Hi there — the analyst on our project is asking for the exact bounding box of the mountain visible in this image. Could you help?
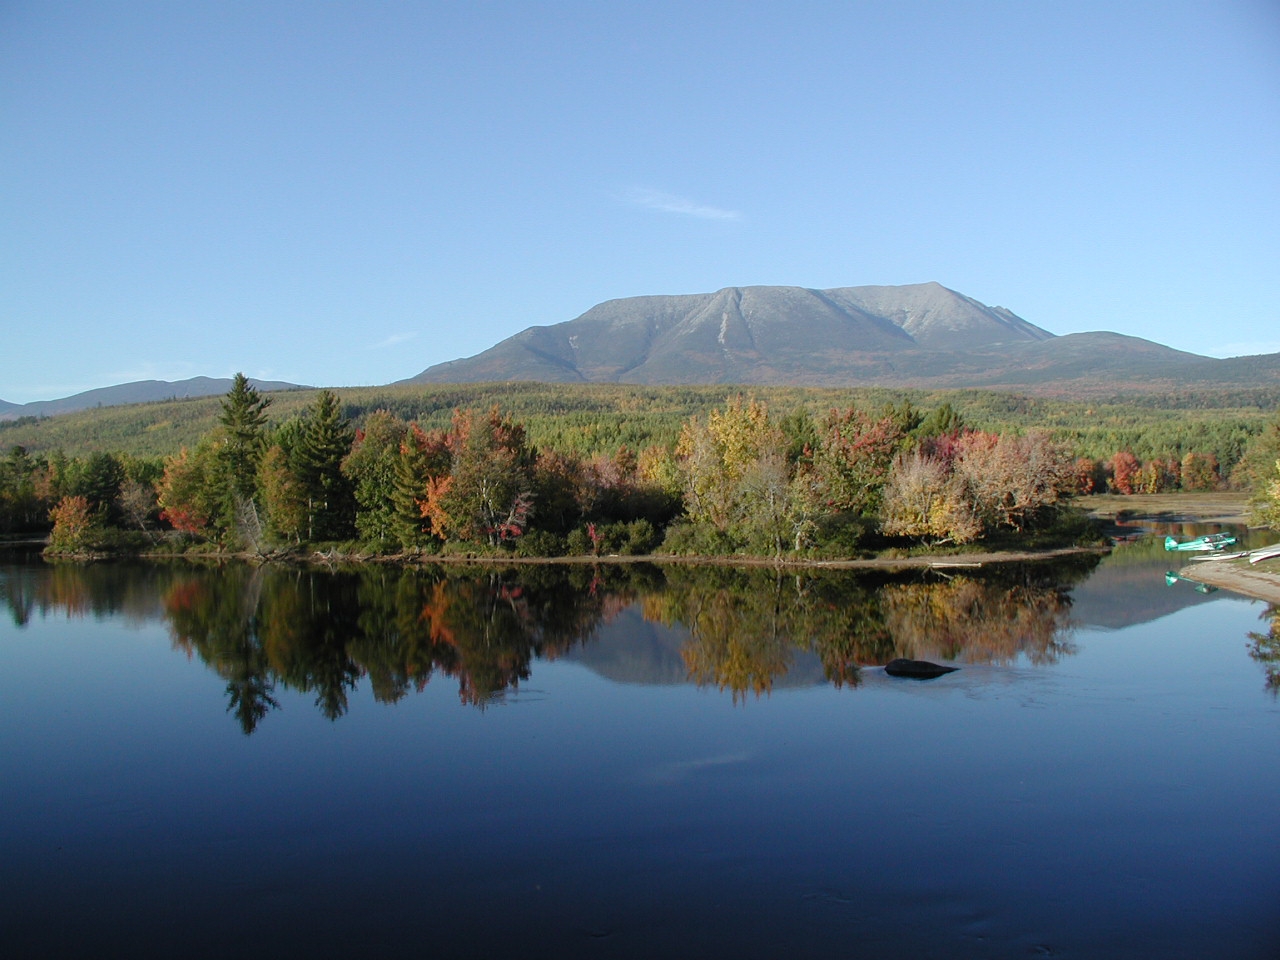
[405,282,1280,394]
[0,377,307,421]
[409,282,1052,385]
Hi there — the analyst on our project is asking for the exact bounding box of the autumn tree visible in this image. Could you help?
[424,407,534,546]
[1181,452,1220,492]
[812,407,907,518]
[48,495,98,552]
[1134,457,1179,494]
[880,451,981,544]
[952,431,1074,533]
[156,442,220,537]
[1109,451,1140,495]
[673,397,822,555]
[1072,457,1104,495]
[1250,460,1280,530]
[677,396,779,530]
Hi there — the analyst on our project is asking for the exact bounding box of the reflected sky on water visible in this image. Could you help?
[1,541,1278,959]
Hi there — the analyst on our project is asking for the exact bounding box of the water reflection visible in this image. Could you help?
[1,558,1100,731]
[1248,605,1280,694]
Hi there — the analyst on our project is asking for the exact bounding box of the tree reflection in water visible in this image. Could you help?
[1247,604,1280,694]
[2,556,1099,731]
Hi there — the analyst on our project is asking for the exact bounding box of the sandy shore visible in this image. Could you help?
[1079,491,1252,524]
[1182,558,1280,604]
[1076,491,1280,604]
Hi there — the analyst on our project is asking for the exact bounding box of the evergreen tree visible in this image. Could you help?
[217,373,271,503]
[69,452,127,524]
[0,446,48,533]
[390,424,451,547]
[296,390,356,541]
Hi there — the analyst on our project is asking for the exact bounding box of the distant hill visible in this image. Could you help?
[0,377,307,421]
[405,282,1280,395]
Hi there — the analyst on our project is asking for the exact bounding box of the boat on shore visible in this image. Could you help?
[1249,543,1280,564]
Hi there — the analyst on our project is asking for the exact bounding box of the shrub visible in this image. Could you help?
[515,529,565,557]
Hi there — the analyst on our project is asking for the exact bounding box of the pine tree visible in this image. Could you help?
[217,373,271,503]
[296,390,356,542]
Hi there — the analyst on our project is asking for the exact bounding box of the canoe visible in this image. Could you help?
[1249,543,1280,564]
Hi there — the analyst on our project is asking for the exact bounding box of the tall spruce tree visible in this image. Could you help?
[217,373,271,500]
[297,390,356,542]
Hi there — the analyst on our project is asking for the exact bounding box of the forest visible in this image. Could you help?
[3,375,1280,558]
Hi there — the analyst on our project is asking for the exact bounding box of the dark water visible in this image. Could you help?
[1,539,1278,959]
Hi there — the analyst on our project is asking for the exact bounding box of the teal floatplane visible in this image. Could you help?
[1164,533,1237,552]
[1165,570,1218,593]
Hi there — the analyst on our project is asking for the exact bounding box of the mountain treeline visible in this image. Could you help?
[9,375,1279,556]
[1,380,1274,471]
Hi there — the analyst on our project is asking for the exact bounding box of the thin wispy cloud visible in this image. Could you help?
[621,187,741,221]
[369,332,419,350]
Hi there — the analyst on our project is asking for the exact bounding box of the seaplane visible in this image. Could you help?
[1164,570,1218,593]
[1164,533,1237,552]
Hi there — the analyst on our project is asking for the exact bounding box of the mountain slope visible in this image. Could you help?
[407,282,1058,386]
[406,282,1280,394]
[0,377,307,421]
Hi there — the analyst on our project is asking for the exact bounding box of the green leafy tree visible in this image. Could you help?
[257,443,308,543]
[341,410,409,545]
[915,401,965,440]
[0,446,50,533]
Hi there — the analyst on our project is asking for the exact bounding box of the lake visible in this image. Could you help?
[1,535,1278,959]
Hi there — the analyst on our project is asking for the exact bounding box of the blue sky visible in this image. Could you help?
[2,0,1278,404]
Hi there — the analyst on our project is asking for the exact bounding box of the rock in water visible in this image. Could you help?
[884,658,959,679]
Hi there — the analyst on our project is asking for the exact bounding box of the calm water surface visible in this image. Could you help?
[1,537,1278,959]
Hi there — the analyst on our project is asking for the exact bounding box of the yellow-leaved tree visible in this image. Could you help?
[1251,460,1280,530]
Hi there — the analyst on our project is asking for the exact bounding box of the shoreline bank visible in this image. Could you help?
[1182,560,1280,604]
